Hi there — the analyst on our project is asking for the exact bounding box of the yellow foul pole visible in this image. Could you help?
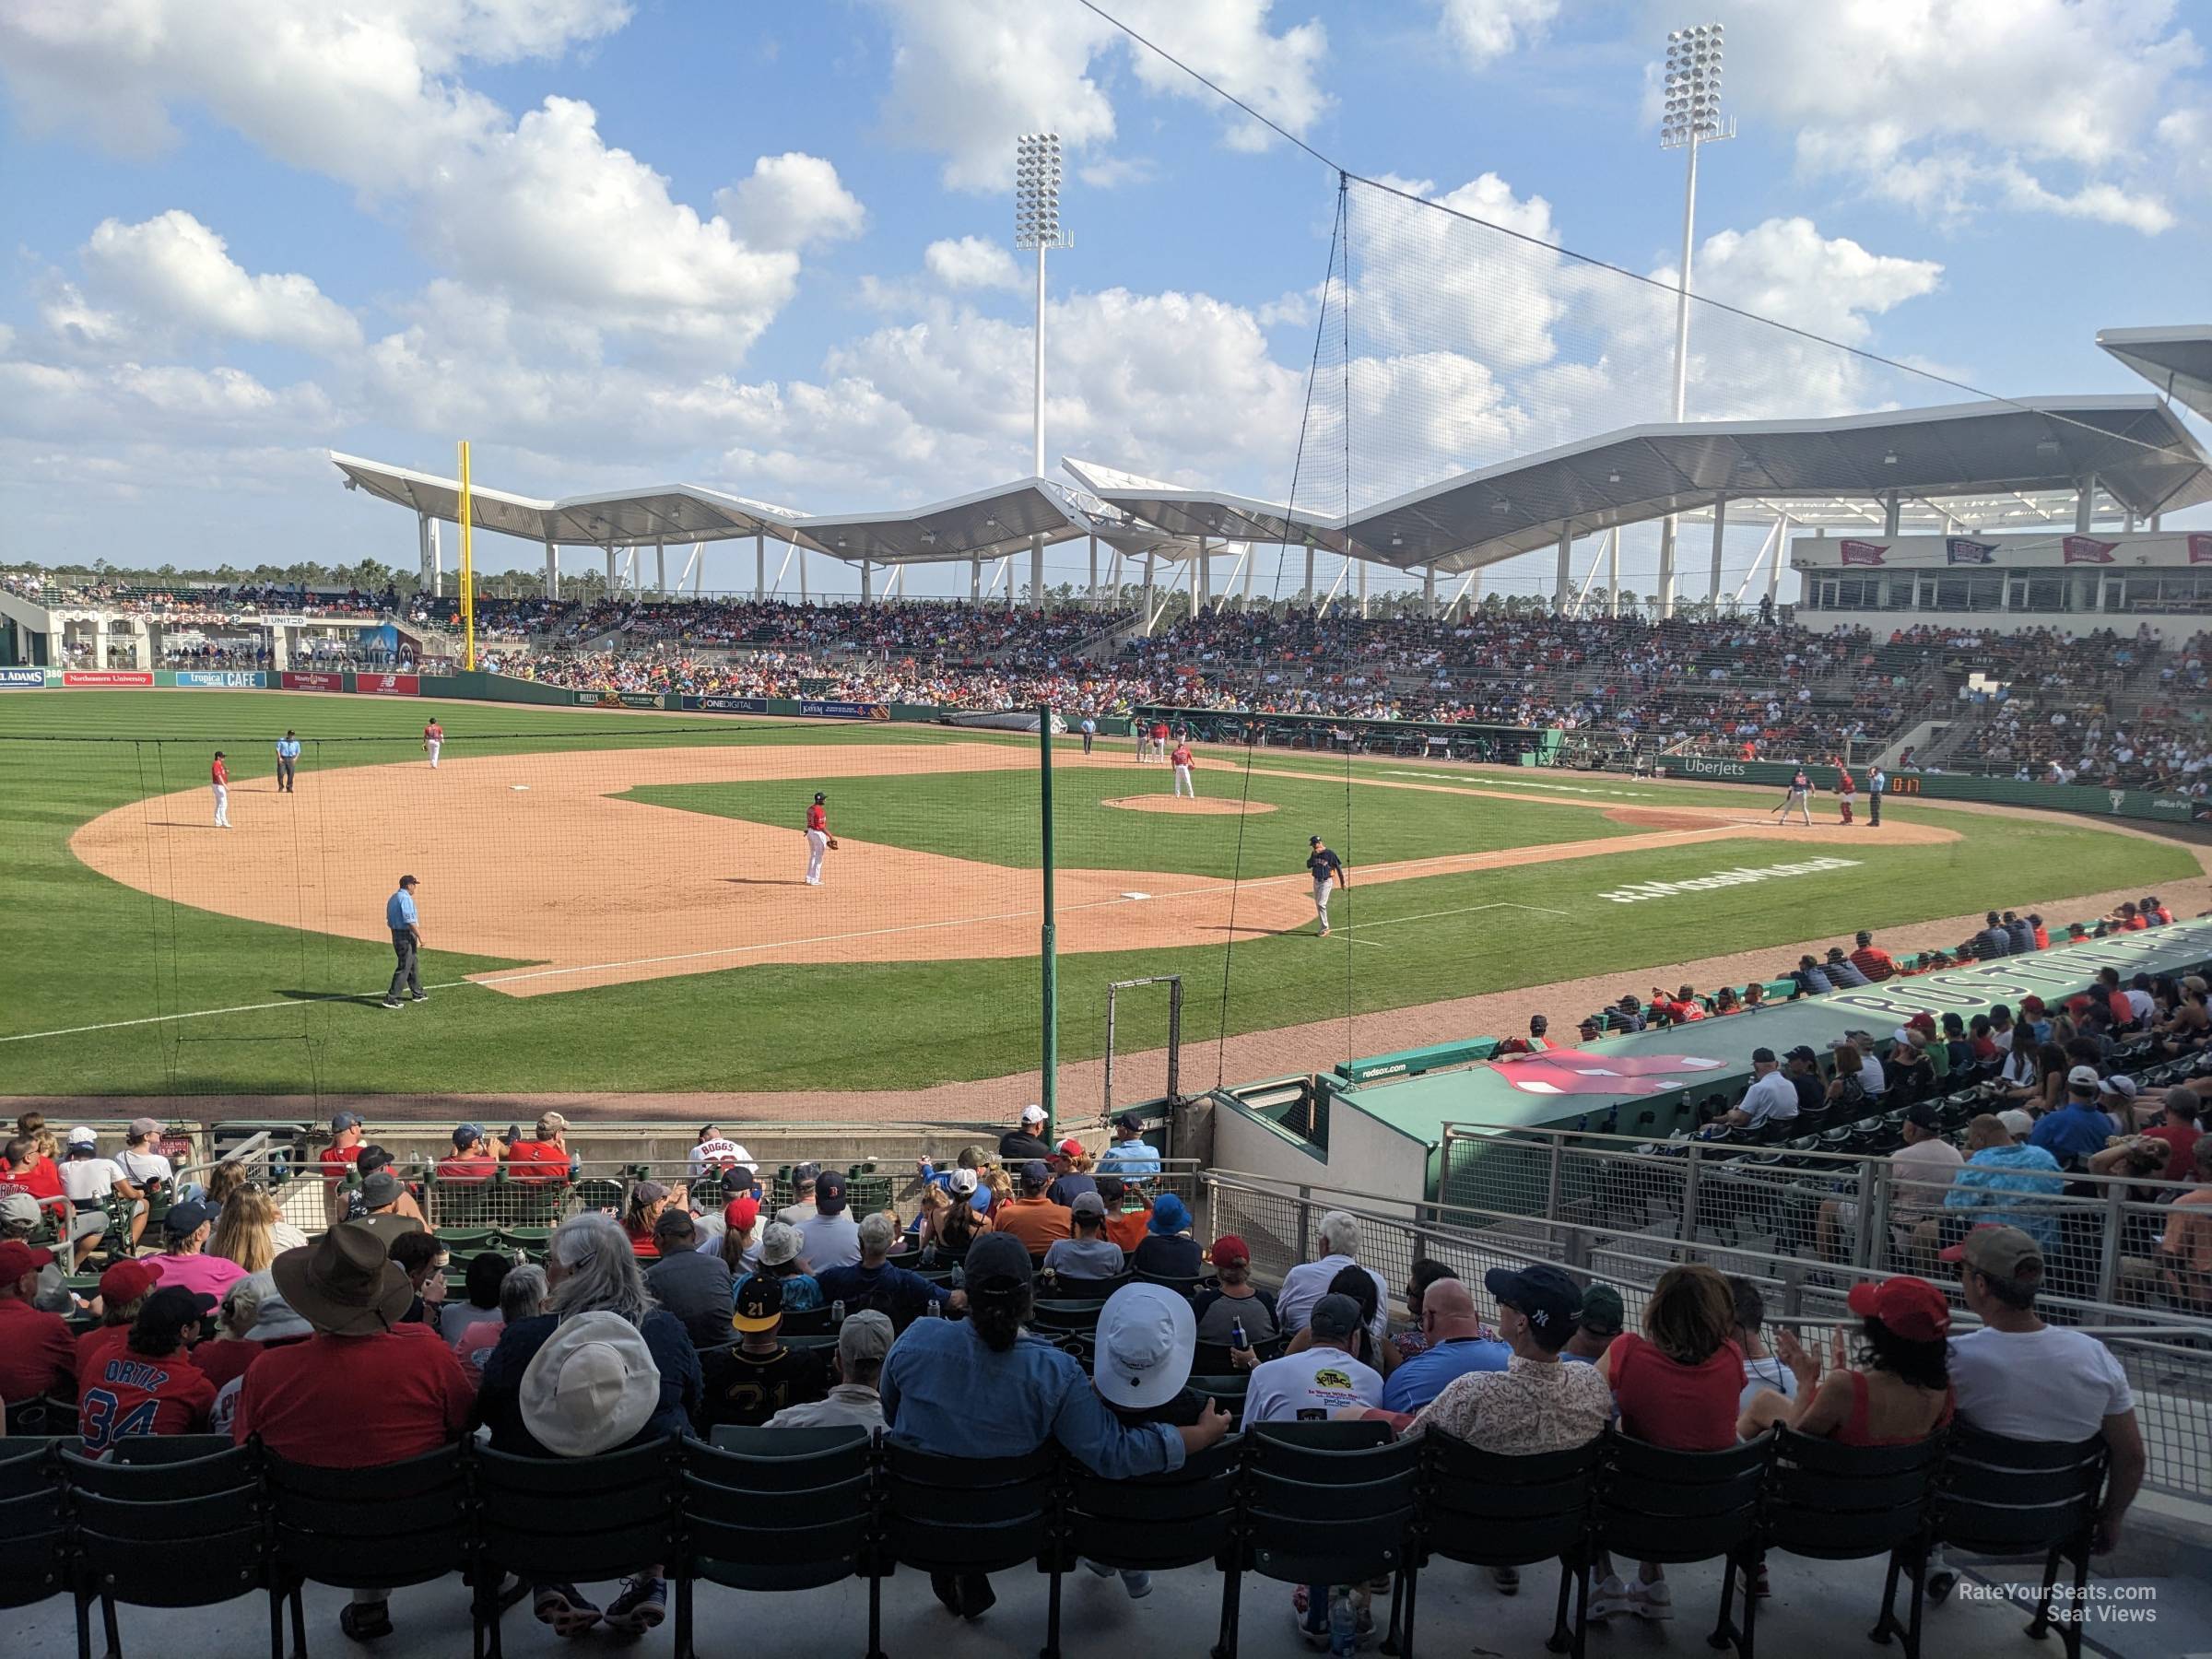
[457,440,477,671]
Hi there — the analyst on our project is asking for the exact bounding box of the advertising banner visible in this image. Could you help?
[680,695,771,714]
[1944,538,1996,564]
[2189,534,2212,565]
[2062,535,2117,564]
[797,699,891,720]
[172,670,268,688]
[1838,540,1888,566]
[354,672,419,697]
[61,671,155,688]
[279,671,347,692]
[0,666,45,689]
[582,690,665,710]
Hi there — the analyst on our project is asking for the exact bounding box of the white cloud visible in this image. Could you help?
[865,0,1328,190]
[713,152,866,252]
[82,211,362,355]
[1437,0,1561,67]
[1077,156,1157,189]
[1721,0,2203,233]
[924,236,1023,290]
[1351,172,1571,371]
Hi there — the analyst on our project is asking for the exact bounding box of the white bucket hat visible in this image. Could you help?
[1093,1283,1195,1411]
[520,1311,661,1457]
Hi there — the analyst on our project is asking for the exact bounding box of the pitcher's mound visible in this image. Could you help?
[1103,795,1277,817]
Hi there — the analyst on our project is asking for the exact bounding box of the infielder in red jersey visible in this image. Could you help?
[804,791,831,886]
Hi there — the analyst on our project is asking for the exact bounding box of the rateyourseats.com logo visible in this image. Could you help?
[1596,857,1863,904]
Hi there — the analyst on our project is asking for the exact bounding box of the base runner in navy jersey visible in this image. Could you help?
[1307,835,1346,936]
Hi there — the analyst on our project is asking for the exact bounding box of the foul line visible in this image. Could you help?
[1338,900,1571,934]
[6,822,1762,1039]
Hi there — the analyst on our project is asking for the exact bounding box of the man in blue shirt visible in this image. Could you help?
[382,875,425,1009]
[2031,1068,2120,1167]
[1971,911,2012,959]
[275,729,301,794]
[1077,714,1096,756]
[1095,1113,1161,1180]
[1379,1279,1508,1413]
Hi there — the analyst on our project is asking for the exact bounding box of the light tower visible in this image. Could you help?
[1014,133,1069,611]
[1656,22,1734,617]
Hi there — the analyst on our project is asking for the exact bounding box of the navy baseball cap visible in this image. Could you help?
[1020,1159,1050,1189]
[452,1123,484,1148]
[1485,1264,1583,1338]
[815,1171,848,1214]
[1114,1112,1144,1135]
[331,1112,363,1132]
[162,1198,216,1236]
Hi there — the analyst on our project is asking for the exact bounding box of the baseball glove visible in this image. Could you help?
[827,837,841,850]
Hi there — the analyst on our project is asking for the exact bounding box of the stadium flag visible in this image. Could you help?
[1946,537,1997,564]
[2188,534,2212,564]
[2062,535,2117,564]
[1839,540,1888,566]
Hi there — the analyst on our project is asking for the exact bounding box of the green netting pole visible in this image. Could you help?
[1038,700,1059,1138]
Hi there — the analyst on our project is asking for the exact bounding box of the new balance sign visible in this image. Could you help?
[355,673,419,696]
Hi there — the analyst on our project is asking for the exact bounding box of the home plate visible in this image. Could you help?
[1120,890,1151,900]
[511,785,530,792]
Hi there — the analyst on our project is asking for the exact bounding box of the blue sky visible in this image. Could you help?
[2,0,2206,601]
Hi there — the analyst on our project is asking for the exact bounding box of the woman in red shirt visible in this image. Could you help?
[1739,1277,1953,1445]
[1592,1265,1745,1621]
[621,1181,672,1258]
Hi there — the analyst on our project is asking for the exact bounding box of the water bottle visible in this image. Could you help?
[1230,1314,1249,1353]
[1327,1587,1358,1655]
[950,1261,966,1291]
[830,1299,846,1324]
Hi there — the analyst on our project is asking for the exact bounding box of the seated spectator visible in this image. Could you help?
[621,1181,672,1258]
[1130,1192,1204,1279]
[1379,1277,1507,1412]
[455,1265,547,1384]
[1849,930,1895,981]
[1887,1027,1937,1099]
[994,1160,1073,1259]
[79,1256,161,1383]
[1191,1234,1278,1360]
[795,1171,862,1272]
[643,1209,735,1348]
[477,1213,700,1638]
[78,1283,218,1455]
[316,1112,368,1227]
[764,1309,894,1430]
[1818,1102,1962,1270]
[201,1271,314,1431]
[2142,1085,2204,1182]
[207,1186,290,1276]
[1247,1291,1385,1424]
[1793,956,1834,995]
[349,1171,428,1244]
[154,1199,249,1300]
[1275,1211,1390,1343]
[1739,1277,1953,1443]
[2032,1066,2122,1167]
[996,1105,1054,1166]
[1781,1045,1826,1117]
[1925,1112,2065,1254]
[388,1230,449,1328]
[57,1125,132,1271]
[1591,1265,1745,1622]
[878,1231,1230,1620]
[1823,947,1871,989]
[918,1174,991,1256]
[1044,1139,1098,1208]
[1723,1047,1800,1131]
[1282,1265,1400,1374]
[435,1124,500,1184]
[1095,1112,1162,1180]
[699,1275,827,1430]
[1080,1284,1215,1601]
[735,1222,823,1312]
[0,1236,76,1409]
[817,1211,958,1326]
[1727,1277,1796,1409]
[443,1253,514,1362]
[1823,1041,1874,1115]
[2150,1136,2212,1315]
[1388,1259,1459,1360]
[1936,1225,2145,1594]
[1560,1283,1623,1363]
[503,1112,574,1186]
[1041,1192,1127,1288]
[2099,1073,2146,1133]
[233,1227,475,1646]
[1094,1174,1153,1253]
[712,1194,762,1276]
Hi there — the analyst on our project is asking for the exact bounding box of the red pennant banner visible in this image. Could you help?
[2189,534,2212,565]
[2062,535,2117,564]
[1839,540,1887,566]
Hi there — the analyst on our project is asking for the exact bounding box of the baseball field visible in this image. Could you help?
[1,688,2201,1112]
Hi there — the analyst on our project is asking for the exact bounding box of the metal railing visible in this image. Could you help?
[1196,1166,2212,1500]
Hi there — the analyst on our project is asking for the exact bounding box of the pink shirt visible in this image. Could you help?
[152,1252,248,1300]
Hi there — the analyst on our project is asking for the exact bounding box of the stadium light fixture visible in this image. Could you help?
[1014,134,1070,483]
[1655,20,1736,619]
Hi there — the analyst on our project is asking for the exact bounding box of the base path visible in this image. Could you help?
[70,741,1951,1001]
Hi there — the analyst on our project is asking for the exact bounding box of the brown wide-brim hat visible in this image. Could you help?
[272,1226,414,1336]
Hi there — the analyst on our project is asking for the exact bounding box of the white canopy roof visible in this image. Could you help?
[2099,326,2212,424]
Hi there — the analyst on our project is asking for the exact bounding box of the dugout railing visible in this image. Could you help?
[1195,1167,2212,1504]
[1433,1117,2205,1314]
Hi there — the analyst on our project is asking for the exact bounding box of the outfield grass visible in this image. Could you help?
[0,690,2196,1098]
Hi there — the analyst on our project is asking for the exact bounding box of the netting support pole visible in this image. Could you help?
[1038,700,1059,1138]
[971,558,982,603]
[755,533,765,602]
[1302,543,1315,609]
[1606,527,1620,618]
[1088,533,1098,609]
[1357,557,1369,619]
[1553,526,1573,614]
[655,541,666,598]
[1139,551,1156,634]
[1030,534,1045,613]
[1708,493,1729,605]
[544,538,559,600]
[691,542,703,595]
[1421,565,1436,617]
[1240,545,1255,612]
[1768,515,1789,607]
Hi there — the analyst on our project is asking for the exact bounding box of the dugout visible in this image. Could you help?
[1134,704,1561,765]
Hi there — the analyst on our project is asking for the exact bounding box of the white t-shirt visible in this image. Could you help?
[116,1149,172,1188]
[60,1157,126,1205]
[1738,1071,1800,1126]
[1888,1138,1966,1221]
[1275,1253,1391,1344]
[1245,1347,1385,1425]
[1738,1352,1800,1412]
[2124,989,2154,1021]
[1949,1325,2134,1441]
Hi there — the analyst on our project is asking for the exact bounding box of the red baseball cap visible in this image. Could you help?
[1054,1137,1086,1159]
[1846,1276,1951,1343]
[1209,1234,1251,1267]
[99,1257,163,1307]
[0,1239,55,1280]
[724,1194,760,1233]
